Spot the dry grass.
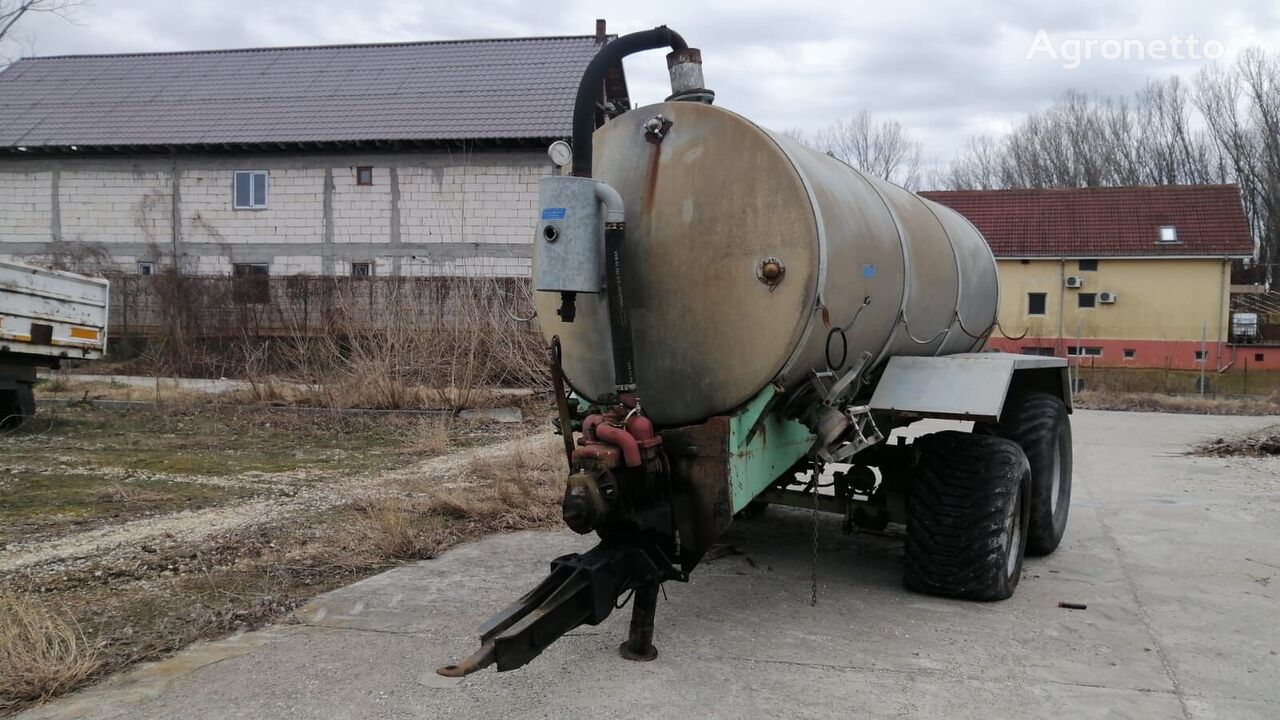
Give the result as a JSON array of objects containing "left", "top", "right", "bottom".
[
  {"left": 1195, "top": 425, "right": 1280, "bottom": 457},
  {"left": 0, "top": 400, "right": 557, "bottom": 713},
  {"left": 406, "top": 415, "right": 454, "bottom": 456},
  {"left": 355, "top": 496, "right": 430, "bottom": 559},
  {"left": 1075, "top": 389, "right": 1280, "bottom": 415},
  {"left": 347, "top": 438, "right": 565, "bottom": 564},
  {"left": 0, "top": 593, "right": 102, "bottom": 711},
  {"left": 92, "top": 484, "right": 175, "bottom": 505}
]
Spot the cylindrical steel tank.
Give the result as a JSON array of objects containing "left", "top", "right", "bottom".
[{"left": 535, "top": 101, "right": 998, "bottom": 426}]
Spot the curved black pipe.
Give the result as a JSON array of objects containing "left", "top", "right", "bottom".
[{"left": 572, "top": 26, "right": 688, "bottom": 177}]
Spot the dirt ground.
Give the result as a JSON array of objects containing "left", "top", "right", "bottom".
[{"left": 0, "top": 400, "right": 564, "bottom": 713}]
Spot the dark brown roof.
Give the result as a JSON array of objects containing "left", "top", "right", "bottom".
[
  {"left": 0, "top": 35, "right": 615, "bottom": 152},
  {"left": 921, "top": 185, "right": 1254, "bottom": 259}
]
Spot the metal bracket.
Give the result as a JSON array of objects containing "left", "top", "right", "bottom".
[
  {"left": 821, "top": 351, "right": 873, "bottom": 408},
  {"left": 816, "top": 405, "right": 883, "bottom": 464}
]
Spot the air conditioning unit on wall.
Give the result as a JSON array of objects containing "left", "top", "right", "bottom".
[
  {"left": 1065, "top": 276, "right": 1084, "bottom": 288},
  {"left": 1099, "top": 291, "right": 1118, "bottom": 304}
]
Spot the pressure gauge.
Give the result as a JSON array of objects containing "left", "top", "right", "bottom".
[{"left": 547, "top": 140, "right": 573, "bottom": 168}]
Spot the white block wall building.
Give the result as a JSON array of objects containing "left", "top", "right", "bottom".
[
  {"left": 0, "top": 152, "right": 549, "bottom": 277},
  {"left": 0, "top": 28, "right": 632, "bottom": 278}
]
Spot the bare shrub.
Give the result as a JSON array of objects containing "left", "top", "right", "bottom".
[
  {"left": 0, "top": 593, "right": 102, "bottom": 710},
  {"left": 273, "top": 276, "right": 548, "bottom": 411},
  {"left": 108, "top": 274, "right": 550, "bottom": 410}
]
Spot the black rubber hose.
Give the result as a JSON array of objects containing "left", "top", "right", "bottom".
[
  {"left": 572, "top": 26, "right": 688, "bottom": 177},
  {"left": 604, "top": 225, "right": 636, "bottom": 389}
]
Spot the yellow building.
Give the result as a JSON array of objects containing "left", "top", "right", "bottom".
[{"left": 921, "top": 186, "right": 1253, "bottom": 370}]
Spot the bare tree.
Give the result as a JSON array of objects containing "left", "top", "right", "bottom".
[
  {"left": 0, "top": 0, "right": 82, "bottom": 61},
  {"left": 936, "top": 48, "right": 1280, "bottom": 276},
  {"left": 776, "top": 127, "right": 810, "bottom": 146},
  {"left": 941, "top": 80, "right": 1226, "bottom": 190},
  {"left": 1196, "top": 48, "right": 1280, "bottom": 274},
  {"left": 941, "top": 136, "right": 1003, "bottom": 190},
  {"left": 815, "top": 110, "right": 924, "bottom": 190}
]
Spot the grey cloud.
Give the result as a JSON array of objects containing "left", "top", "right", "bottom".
[{"left": 5, "top": 0, "right": 1277, "bottom": 162}]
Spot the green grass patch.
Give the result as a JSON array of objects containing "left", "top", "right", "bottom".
[
  {"left": 0, "top": 405, "right": 456, "bottom": 477},
  {"left": 0, "top": 472, "right": 256, "bottom": 545}
]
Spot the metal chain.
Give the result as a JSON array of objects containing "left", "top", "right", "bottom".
[{"left": 810, "top": 463, "right": 822, "bottom": 607}]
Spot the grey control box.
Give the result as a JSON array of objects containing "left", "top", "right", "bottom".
[{"left": 535, "top": 176, "right": 605, "bottom": 294}]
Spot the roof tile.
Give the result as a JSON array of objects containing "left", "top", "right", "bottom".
[
  {"left": 920, "top": 185, "right": 1254, "bottom": 258},
  {"left": 0, "top": 35, "right": 610, "bottom": 148}
]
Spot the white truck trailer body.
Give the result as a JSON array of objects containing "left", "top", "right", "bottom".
[
  {"left": 0, "top": 259, "right": 109, "bottom": 424},
  {"left": 0, "top": 259, "right": 108, "bottom": 360}
]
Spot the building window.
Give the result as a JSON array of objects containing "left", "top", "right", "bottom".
[
  {"left": 351, "top": 262, "right": 372, "bottom": 277},
  {"left": 1020, "top": 346, "right": 1055, "bottom": 356},
  {"left": 1255, "top": 353, "right": 1265, "bottom": 363},
  {"left": 1027, "top": 292, "right": 1047, "bottom": 316},
  {"left": 1078, "top": 293, "right": 1097, "bottom": 308},
  {"left": 1158, "top": 225, "right": 1179, "bottom": 243},
  {"left": 232, "top": 263, "right": 270, "bottom": 304},
  {"left": 1123, "top": 348, "right": 1136, "bottom": 360},
  {"left": 233, "top": 170, "right": 269, "bottom": 209},
  {"left": 137, "top": 261, "right": 154, "bottom": 275},
  {"left": 356, "top": 167, "right": 374, "bottom": 186},
  {"left": 1078, "top": 259, "right": 1098, "bottom": 271},
  {"left": 1194, "top": 350, "right": 1207, "bottom": 362},
  {"left": 1067, "top": 346, "right": 1103, "bottom": 357}
]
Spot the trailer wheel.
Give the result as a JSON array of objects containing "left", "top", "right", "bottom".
[
  {"left": 979, "top": 393, "right": 1072, "bottom": 556},
  {"left": 905, "top": 431, "right": 1030, "bottom": 601},
  {"left": 0, "top": 382, "right": 35, "bottom": 429}
]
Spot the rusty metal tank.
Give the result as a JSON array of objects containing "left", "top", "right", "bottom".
[{"left": 535, "top": 101, "right": 998, "bottom": 426}]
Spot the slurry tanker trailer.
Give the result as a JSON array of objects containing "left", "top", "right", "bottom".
[{"left": 438, "top": 27, "right": 1073, "bottom": 676}]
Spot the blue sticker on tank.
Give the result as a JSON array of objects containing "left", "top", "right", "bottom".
[
  {"left": 541, "top": 208, "right": 567, "bottom": 220},
  {"left": 862, "top": 264, "right": 876, "bottom": 278}
]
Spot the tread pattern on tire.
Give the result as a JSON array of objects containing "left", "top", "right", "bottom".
[
  {"left": 984, "top": 392, "right": 1071, "bottom": 556},
  {"left": 905, "top": 431, "right": 1028, "bottom": 601}
]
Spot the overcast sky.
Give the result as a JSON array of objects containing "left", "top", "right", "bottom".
[{"left": 7, "top": 0, "right": 1279, "bottom": 164}]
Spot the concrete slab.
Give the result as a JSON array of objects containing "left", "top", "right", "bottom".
[{"left": 20, "top": 410, "right": 1280, "bottom": 720}]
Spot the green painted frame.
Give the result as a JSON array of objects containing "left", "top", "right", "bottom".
[{"left": 726, "top": 384, "right": 817, "bottom": 512}]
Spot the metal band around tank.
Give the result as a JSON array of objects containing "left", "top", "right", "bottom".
[
  {"left": 764, "top": 130, "right": 829, "bottom": 385},
  {"left": 859, "top": 174, "right": 916, "bottom": 368},
  {"left": 918, "top": 200, "right": 969, "bottom": 351}
]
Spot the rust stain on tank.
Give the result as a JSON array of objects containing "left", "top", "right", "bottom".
[{"left": 643, "top": 144, "right": 662, "bottom": 215}]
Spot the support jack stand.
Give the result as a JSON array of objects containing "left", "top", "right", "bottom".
[{"left": 618, "top": 582, "right": 659, "bottom": 661}]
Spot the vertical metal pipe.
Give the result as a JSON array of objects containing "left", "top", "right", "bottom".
[{"left": 549, "top": 337, "right": 576, "bottom": 468}]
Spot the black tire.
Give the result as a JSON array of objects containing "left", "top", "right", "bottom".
[
  {"left": 905, "top": 431, "right": 1030, "bottom": 601},
  {"left": 981, "top": 393, "right": 1072, "bottom": 556}
]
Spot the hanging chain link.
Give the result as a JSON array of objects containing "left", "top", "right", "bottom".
[{"left": 809, "top": 461, "right": 823, "bottom": 607}]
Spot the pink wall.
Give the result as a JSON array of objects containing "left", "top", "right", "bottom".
[{"left": 984, "top": 336, "right": 1280, "bottom": 371}]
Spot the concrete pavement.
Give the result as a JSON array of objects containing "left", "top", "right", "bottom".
[{"left": 21, "top": 410, "right": 1280, "bottom": 719}]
